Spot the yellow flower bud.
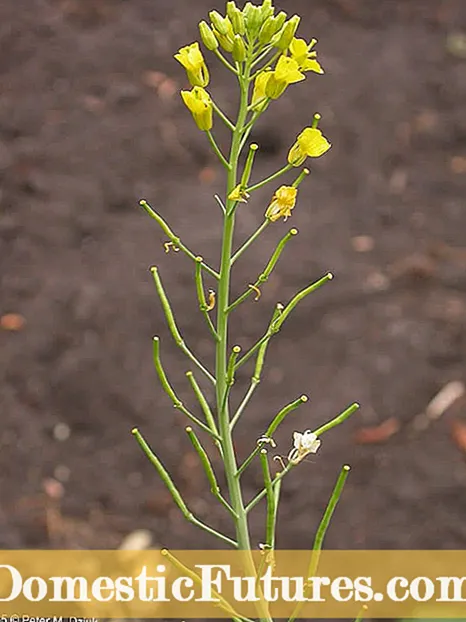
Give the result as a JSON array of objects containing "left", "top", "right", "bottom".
[
  {"left": 258, "top": 16, "right": 278, "bottom": 45},
  {"left": 265, "top": 186, "right": 298, "bottom": 222},
  {"left": 243, "top": 3, "right": 263, "bottom": 39},
  {"left": 199, "top": 20, "right": 219, "bottom": 51},
  {"left": 174, "top": 42, "right": 210, "bottom": 87},
  {"left": 287, "top": 127, "right": 331, "bottom": 166},
  {"left": 232, "top": 35, "right": 247, "bottom": 62},
  {"left": 260, "top": 0, "right": 274, "bottom": 22},
  {"left": 213, "top": 29, "right": 234, "bottom": 53},
  {"left": 209, "top": 10, "right": 229, "bottom": 36},
  {"left": 180, "top": 86, "right": 213, "bottom": 131},
  {"left": 227, "top": 1, "right": 246, "bottom": 35},
  {"left": 273, "top": 15, "right": 300, "bottom": 50},
  {"left": 210, "top": 13, "right": 235, "bottom": 53}
]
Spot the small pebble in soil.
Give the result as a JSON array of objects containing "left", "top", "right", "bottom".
[
  {"left": 53, "top": 423, "right": 71, "bottom": 442},
  {"left": 351, "top": 235, "right": 375, "bottom": 252}
]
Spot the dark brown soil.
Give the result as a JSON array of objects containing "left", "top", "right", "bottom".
[{"left": 1, "top": 0, "right": 466, "bottom": 553}]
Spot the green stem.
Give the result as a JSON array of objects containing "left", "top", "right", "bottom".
[
  {"left": 230, "top": 382, "right": 257, "bottom": 432},
  {"left": 206, "top": 130, "right": 231, "bottom": 169},
  {"left": 140, "top": 200, "right": 219, "bottom": 279},
  {"left": 234, "top": 300, "right": 286, "bottom": 373},
  {"left": 185, "top": 371, "right": 219, "bottom": 440},
  {"left": 194, "top": 257, "right": 219, "bottom": 342},
  {"left": 246, "top": 462, "right": 293, "bottom": 514},
  {"left": 215, "top": 64, "right": 252, "bottom": 556},
  {"left": 247, "top": 163, "right": 293, "bottom": 193},
  {"left": 161, "top": 549, "right": 250, "bottom": 621},
  {"left": 132, "top": 428, "right": 235, "bottom": 546},
  {"left": 185, "top": 426, "right": 236, "bottom": 517},
  {"left": 214, "top": 55, "right": 274, "bottom": 622},
  {"left": 214, "top": 48, "right": 239, "bottom": 74},
  {"left": 231, "top": 303, "right": 284, "bottom": 433},
  {"left": 260, "top": 449, "right": 276, "bottom": 549},
  {"left": 237, "top": 394, "right": 308, "bottom": 476},
  {"left": 211, "top": 100, "right": 236, "bottom": 131},
  {"left": 240, "top": 108, "right": 267, "bottom": 151},
  {"left": 273, "top": 272, "right": 334, "bottom": 331},
  {"left": 231, "top": 220, "right": 269, "bottom": 265},
  {"left": 250, "top": 49, "right": 281, "bottom": 76},
  {"left": 251, "top": 44, "right": 274, "bottom": 66}
]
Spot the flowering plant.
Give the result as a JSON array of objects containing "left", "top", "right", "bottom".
[{"left": 132, "top": 2, "right": 359, "bottom": 619}]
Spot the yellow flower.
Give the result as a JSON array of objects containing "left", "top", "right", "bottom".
[
  {"left": 174, "top": 42, "right": 210, "bottom": 87},
  {"left": 228, "top": 184, "right": 250, "bottom": 203},
  {"left": 180, "top": 87, "right": 213, "bottom": 131},
  {"left": 288, "top": 127, "right": 331, "bottom": 166},
  {"left": 251, "top": 69, "right": 271, "bottom": 111},
  {"left": 265, "top": 56, "right": 305, "bottom": 99},
  {"left": 289, "top": 37, "right": 324, "bottom": 74},
  {"left": 265, "top": 185, "right": 298, "bottom": 222}
]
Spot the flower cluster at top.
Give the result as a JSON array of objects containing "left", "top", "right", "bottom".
[{"left": 174, "top": 0, "right": 332, "bottom": 223}]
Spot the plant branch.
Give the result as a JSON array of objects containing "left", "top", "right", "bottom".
[
  {"left": 247, "top": 163, "right": 293, "bottom": 193},
  {"left": 194, "top": 257, "right": 219, "bottom": 342},
  {"left": 231, "top": 220, "right": 269, "bottom": 265},
  {"left": 237, "top": 394, "right": 308, "bottom": 476},
  {"left": 246, "top": 462, "right": 293, "bottom": 514},
  {"left": 132, "top": 428, "right": 234, "bottom": 546},
  {"left": 140, "top": 200, "right": 219, "bottom": 279},
  {"left": 273, "top": 272, "right": 334, "bottom": 331},
  {"left": 185, "top": 371, "right": 219, "bottom": 440},
  {"left": 211, "top": 100, "right": 236, "bottom": 131},
  {"left": 152, "top": 337, "right": 220, "bottom": 440},
  {"left": 185, "top": 426, "right": 236, "bottom": 517},
  {"left": 214, "top": 48, "right": 239, "bottom": 74},
  {"left": 161, "top": 549, "right": 251, "bottom": 621},
  {"left": 230, "top": 304, "right": 284, "bottom": 433},
  {"left": 228, "top": 228, "right": 298, "bottom": 312},
  {"left": 151, "top": 267, "right": 216, "bottom": 385},
  {"left": 206, "top": 130, "right": 231, "bottom": 169}
]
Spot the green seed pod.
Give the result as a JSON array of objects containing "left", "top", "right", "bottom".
[
  {"left": 232, "top": 34, "right": 246, "bottom": 62},
  {"left": 199, "top": 20, "right": 219, "bottom": 51},
  {"left": 273, "top": 14, "right": 301, "bottom": 50}
]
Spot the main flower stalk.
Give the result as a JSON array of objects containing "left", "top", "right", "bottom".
[{"left": 216, "top": 59, "right": 251, "bottom": 551}]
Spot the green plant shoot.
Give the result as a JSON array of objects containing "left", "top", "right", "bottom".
[{"left": 132, "top": 2, "right": 360, "bottom": 620}]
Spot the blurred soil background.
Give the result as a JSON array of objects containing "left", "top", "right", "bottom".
[{"left": 1, "top": 0, "right": 466, "bottom": 552}]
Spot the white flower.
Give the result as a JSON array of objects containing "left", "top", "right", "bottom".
[{"left": 288, "top": 430, "right": 321, "bottom": 464}]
